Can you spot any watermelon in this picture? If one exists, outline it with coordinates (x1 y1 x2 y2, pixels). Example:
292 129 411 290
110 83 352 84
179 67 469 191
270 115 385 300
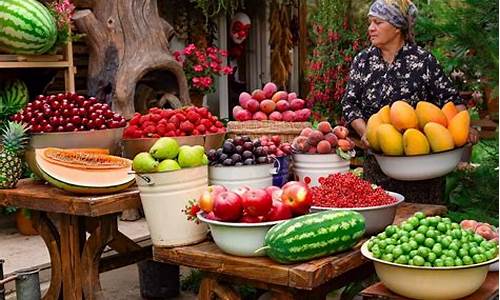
262 210 365 264
0 0 57 55
0 79 28 119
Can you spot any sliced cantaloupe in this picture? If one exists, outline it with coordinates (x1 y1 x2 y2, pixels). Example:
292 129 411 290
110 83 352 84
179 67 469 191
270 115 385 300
35 148 135 195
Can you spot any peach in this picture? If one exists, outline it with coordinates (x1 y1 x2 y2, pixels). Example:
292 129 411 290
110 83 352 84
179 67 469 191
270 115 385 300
263 82 278 98
252 89 266 102
275 100 290 112
271 91 288 103
260 99 276 114
317 121 332 134
337 139 352 151
460 219 479 232
239 92 252 107
246 99 260 113
317 140 332 154
333 125 349 139
282 110 296 122
476 224 497 240
292 136 308 152
307 130 324 146
295 108 311 121
307 145 317 154
269 111 283 121
290 99 305 111
252 111 268 121
324 133 338 147
300 127 313 137
287 92 297 101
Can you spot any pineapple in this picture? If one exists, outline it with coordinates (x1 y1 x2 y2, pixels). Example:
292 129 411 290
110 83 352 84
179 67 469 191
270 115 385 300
0 121 30 188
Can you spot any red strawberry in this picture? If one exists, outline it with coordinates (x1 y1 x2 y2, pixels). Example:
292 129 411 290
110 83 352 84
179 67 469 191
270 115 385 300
151 134 160 138
132 129 143 138
180 120 194 134
187 111 201 124
158 119 168 126
209 125 219 133
166 123 176 132
175 129 182 136
157 124 167 136
201 119 212 128
196 124 206 134
150 113 162 123
139 114 151 124
196 107 209 118
123 125 138 138
144 125 157 134
192 129 200 136
129 115 141 126
149 107 161 114
166 131 176 137
218 128 226 133
210 116 218 123
160 109 175 120
169 116 180 127
175 113 187 122
215 121 224 128
141 121 155 129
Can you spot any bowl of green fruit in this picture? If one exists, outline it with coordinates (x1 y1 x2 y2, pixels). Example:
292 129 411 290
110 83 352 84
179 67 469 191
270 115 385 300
361 212 498 300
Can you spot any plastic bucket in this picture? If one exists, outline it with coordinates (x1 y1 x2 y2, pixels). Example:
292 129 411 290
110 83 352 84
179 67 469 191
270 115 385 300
293 153 350 186
209 163 276 190
272 155 290 187
135 166 208 247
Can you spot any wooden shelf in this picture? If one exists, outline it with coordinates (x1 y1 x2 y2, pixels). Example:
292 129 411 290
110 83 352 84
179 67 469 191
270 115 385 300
0 61 72 68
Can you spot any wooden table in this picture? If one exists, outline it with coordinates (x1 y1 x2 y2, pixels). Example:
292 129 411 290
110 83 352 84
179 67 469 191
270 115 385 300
153 203 447 299
360 272 499 300
0 179 148 300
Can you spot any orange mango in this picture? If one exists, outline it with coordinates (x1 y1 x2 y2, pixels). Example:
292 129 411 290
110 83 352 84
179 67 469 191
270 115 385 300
442 102 459 124
416 101 448 128
390 101 418 131
447 110 470 147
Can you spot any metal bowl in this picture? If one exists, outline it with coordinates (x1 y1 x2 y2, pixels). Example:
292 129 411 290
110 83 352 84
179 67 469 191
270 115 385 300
373 147 465 181
121 132 225 159
197 212 282 257
311 191 404 235
25 128 124 178
361 241 498 299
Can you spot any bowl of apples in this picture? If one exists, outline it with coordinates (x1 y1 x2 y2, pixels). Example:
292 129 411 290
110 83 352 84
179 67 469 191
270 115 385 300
196 182 312 257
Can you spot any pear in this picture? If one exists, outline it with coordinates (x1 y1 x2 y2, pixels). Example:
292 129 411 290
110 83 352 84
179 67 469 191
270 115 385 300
149 137 180 160
133 152 158 173
156 159 181 172
178 146 204 168
201 154 209 166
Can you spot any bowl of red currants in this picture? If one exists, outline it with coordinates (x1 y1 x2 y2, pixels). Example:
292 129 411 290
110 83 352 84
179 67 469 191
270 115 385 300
13 93 127 177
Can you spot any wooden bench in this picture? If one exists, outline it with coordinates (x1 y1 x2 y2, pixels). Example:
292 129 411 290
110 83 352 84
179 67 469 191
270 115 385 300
153 203 447 299
360 272 499 300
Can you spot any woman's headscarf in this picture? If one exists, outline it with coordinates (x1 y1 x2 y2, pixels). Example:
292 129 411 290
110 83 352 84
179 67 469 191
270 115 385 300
368 0 418 44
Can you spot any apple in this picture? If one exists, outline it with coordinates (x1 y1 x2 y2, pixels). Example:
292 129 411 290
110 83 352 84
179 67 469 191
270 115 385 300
239 92 252 107
287 92 297 101
290 99 305 111
265 186 281 198
206 211 222 221
213 191 243 221
246 99 260 113
242 188 273 217
271 91 288 103
253 111 268 121
263 82 278 98
235 109 252 121
252 89 266 102
265 200 293 221
260 99 276 114
333 125 349 139
232 105 244 117
233 185 251 197
269 111 283 121
476 224 497 240
239 214 263 223
275 100 290 112
282 110 296 122
281 181 312 216
210 185 227 197
198 190 215 212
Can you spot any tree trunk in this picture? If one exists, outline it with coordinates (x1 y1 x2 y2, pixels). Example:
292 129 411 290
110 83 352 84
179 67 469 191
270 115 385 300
73 0 189 118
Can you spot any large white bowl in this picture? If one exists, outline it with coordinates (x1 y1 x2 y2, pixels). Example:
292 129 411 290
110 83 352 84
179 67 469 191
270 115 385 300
197 212 282 257
373 147 465 181
311 191 404 235
361 241 498 299
293 153 350 186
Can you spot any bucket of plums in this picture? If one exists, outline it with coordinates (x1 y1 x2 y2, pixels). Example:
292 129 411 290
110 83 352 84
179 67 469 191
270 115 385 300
292 121 355 186
194 182 312 256
361 212 499 299
12 92 127 177
207 136 285 190
121 106 226 159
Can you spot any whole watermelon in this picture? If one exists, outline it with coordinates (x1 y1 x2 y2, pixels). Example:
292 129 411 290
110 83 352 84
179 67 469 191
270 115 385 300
0 0 57 55
0 79 28 119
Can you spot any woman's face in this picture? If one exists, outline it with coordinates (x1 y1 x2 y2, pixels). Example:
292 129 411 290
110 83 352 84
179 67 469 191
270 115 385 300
368 16 402 47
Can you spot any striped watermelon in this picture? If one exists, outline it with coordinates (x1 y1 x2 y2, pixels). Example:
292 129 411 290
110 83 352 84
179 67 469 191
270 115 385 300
0 79 28 119
262 210 365 264
0 0 57 55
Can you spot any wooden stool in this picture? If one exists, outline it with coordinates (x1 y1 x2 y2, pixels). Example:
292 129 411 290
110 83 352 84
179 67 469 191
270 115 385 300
360 271 499 300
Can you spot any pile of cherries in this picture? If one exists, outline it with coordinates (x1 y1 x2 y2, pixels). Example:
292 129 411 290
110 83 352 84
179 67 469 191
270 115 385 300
11 93 127 133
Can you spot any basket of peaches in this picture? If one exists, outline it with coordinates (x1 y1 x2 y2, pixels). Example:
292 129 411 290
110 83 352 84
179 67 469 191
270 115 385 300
190 182 312 257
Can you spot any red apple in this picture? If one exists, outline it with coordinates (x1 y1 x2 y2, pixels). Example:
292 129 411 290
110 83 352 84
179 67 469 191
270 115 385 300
252 89 266 102
265 200 293 221
233 185 251 197
235 109 252 121
263 82 278 98
476 224 497 240
265 186 281 198
239 214 263 223
198 190 215 213
213 191 243 221
246 99 260 113
275 100 290 112
281 181 312 216
232 105 244 117
242 188 273 217
206 211 222 221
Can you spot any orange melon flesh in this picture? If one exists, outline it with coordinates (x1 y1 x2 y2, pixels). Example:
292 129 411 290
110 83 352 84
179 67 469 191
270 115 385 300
35 148 135 194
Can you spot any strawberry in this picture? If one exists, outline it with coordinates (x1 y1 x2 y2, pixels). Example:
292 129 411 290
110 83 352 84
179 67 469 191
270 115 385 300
215 121 224 128
129 114 141 126
160 109 175 120
168 115 180 127
166 130 176 137
209 125 219 133
139 114 151 124
157 124 167 136
175 113 187 122
132 129 143 138
175 129 182 136
180 120 194 134
144 125 156 135
196 124 206 134
166 122 176 132
151 133 160 138
141 121 155 129
196 107 209 118
201 119 212 128
123 125 138 138
192 129 200 136
158 119 168 126
210 116 218 123
187 111 201 124
149 107 161 114
150 113 162 123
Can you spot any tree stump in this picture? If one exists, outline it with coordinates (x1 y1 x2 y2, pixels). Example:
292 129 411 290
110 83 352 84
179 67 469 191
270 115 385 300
73 0 189 118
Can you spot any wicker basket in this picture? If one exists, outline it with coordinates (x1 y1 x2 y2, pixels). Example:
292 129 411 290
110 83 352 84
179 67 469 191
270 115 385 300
226 120 312 143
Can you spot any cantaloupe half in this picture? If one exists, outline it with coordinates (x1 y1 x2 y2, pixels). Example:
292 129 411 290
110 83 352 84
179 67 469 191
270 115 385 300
35 148 135 194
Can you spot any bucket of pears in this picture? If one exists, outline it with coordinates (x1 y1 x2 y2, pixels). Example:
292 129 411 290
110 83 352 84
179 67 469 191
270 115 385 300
367 101 470 181
131 137 209 247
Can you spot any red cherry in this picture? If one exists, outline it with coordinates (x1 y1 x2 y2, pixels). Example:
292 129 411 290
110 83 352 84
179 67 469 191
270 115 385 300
49 116 60 126
118 119 127 128
43 124 53 132
65 123 75 131
104 110 114 119
33 124 43 132
79 125 85 131
94 118 104 127
36 95 45 101
87 120 95 129
71 116 81 125
56 93 65 101
57 125 65 132
79 108 86 116
101 104 110 111
33 100 42 109
89 112 98 120
88 97 97 105
62 109 71 117
82 101 91 109
81 118 89 126
112 113 122 121
72 108 80 116
99 124 107 130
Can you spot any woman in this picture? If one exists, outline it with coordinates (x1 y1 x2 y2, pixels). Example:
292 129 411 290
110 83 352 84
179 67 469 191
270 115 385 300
342 0 479 146
341 0 478 203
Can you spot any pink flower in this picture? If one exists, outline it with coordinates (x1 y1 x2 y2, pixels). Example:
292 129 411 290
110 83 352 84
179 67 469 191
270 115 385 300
219 50 228 57
194 65 204 72
222 66 233 75
184 44 196 55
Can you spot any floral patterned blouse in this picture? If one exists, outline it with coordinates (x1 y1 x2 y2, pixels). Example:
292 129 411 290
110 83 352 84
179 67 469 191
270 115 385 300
341 43 464 124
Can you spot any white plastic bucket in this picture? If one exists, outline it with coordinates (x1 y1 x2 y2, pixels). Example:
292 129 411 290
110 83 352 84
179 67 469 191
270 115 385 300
209 163 276 191
293 153 350 186
135 166 208 247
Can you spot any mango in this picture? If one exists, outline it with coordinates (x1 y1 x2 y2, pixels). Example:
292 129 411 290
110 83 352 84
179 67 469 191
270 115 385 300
378 105 391 123
442 101 459 124
403 128 430 156
376 124 404 156
366 113 383 152
416 101 448 128
423 122 455 153
447 110 470 147
390 101 418 131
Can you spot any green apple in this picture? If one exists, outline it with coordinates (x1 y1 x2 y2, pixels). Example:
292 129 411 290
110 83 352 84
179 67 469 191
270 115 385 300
156 159 181 172
178 146 204 168
149 137 180 160
132 152 158 173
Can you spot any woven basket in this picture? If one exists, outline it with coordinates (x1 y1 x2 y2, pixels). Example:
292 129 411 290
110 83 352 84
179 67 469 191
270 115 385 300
226 120 312 143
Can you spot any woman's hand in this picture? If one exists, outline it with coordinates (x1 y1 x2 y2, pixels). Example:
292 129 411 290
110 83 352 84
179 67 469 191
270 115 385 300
360 133 370 149
468 127 480 145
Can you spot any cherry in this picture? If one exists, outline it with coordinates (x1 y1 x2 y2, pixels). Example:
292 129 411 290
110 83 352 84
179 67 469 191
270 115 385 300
99 124 107 130
43 124 53 132
40 119 48 127
33 100 42 109
49 116 60 126
101 104 109 111
79 108 86 116
104 110 114 119
81 118 89 126
62 109 72 117
118 119 126 127
57 125 65 132
33 124 43 132
56 93 65 101
43 108 53 116
82 100 91 109
65 123 75 131
71 108 80 116
71 115 81 125
89 112 98 120
112 113 122 121
36 95 45 101
87 120 95 129
51 100 60 110
94 117 104 127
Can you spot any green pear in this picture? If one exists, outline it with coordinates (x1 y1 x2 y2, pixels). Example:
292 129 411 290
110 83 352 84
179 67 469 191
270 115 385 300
149 137 180 160
178 146 204 168
193 145 205 156
133 152 158 173
156 159 181 172
201 154 209 165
